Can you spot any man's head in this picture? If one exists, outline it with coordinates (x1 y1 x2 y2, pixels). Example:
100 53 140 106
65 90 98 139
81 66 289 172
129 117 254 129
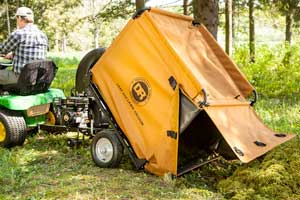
15 7 34 28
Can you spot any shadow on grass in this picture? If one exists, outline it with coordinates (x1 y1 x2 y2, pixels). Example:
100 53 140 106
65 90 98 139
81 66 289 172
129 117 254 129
0 133 226 200
1 132 299 200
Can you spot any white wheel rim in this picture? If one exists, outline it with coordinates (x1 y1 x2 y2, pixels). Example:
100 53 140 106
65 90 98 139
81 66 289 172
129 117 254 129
95 138 113 163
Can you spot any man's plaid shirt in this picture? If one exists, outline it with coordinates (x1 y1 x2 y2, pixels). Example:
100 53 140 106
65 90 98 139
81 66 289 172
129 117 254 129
0 24 48 74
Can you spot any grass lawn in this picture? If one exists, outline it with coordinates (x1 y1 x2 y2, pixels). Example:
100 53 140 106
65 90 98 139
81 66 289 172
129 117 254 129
0 132 226 200
0 48 299 199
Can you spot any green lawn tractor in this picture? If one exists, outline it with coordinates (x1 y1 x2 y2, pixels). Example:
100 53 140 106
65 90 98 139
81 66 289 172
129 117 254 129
0 55 109 150
0 57 65 147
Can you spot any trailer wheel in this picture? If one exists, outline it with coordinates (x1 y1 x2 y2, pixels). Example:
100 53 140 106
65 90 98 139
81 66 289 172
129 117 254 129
0 109 27 148
91 130 123 168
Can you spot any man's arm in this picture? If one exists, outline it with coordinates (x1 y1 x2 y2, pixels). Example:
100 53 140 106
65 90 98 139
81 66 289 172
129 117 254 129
0 32 20 55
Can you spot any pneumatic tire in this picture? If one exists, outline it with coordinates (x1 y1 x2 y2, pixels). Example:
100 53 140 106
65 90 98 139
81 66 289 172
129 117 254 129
91 130 123 168
0 109 27 148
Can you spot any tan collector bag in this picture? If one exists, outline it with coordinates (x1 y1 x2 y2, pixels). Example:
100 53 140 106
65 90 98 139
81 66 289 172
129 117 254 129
91 8 295 176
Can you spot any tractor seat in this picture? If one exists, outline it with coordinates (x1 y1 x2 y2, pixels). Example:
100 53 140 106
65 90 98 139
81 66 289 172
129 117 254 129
0 60 57 96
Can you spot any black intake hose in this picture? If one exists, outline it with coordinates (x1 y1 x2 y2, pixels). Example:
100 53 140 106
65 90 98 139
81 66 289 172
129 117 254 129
75 48 106 93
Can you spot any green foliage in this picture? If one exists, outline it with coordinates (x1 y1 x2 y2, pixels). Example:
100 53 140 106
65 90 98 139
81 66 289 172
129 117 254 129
234 43 300 99
41 0 82 50
0 0 132 51
49 54 80 69
273 0 300 17
48 53 80 95
93 0 133 21
0 0 81 44
97 18 129 48
80 0 133 49
255 98 300 134
51 68 76 96
216 42 300 200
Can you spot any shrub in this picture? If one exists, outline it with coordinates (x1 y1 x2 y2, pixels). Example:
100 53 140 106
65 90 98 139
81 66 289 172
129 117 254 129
234 43 300 100
48 53 80 95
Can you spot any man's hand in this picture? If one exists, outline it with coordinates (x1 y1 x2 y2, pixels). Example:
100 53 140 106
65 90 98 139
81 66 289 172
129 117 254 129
4 53 13 60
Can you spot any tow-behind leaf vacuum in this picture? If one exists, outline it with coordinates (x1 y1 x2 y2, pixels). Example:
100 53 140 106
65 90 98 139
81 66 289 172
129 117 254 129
1 8 294 177
87 8 294 176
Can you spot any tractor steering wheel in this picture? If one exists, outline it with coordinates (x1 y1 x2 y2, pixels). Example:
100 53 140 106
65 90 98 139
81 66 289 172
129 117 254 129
0 57 13 70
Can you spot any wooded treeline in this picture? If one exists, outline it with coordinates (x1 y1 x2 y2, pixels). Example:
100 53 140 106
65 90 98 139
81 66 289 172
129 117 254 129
0 0 134 51
1 0 299 60
191 0 300 60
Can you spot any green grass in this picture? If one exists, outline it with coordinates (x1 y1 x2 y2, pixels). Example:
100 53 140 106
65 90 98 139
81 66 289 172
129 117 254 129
216 97 300 200
1 96 298 199
0 133 225 200
48 54 79 96
255 98 300 134
51 68 76 96
216 43 300 199
1 44 300 199
234 44 300 99
218 137 300 200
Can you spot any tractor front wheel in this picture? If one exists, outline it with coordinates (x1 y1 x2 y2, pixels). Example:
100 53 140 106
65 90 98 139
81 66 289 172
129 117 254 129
91 130 123 168
0 109 27 148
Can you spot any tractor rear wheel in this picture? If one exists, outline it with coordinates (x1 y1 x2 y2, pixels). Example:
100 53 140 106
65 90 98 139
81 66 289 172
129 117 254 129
0 109 27 148
91 130 123 168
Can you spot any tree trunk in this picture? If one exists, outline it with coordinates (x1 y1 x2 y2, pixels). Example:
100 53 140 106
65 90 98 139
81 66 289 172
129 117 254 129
283 10 293 64
225 0 233 56
136 0 145 11
91 0 99 48
193 0 219 39
285 12 292 44
55 32 59 52
183 0 188 15
232 0 235 40
5 0 10 34
62 34 67 53
94 27 99 48
249 0 255 62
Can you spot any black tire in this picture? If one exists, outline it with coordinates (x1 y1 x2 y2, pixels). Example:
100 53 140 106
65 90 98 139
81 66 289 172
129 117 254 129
0 109 27 148
91 130 123 168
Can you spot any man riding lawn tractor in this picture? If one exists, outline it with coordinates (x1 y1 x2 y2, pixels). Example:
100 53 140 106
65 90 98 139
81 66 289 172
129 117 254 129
0 7 65 147
0 7 48 85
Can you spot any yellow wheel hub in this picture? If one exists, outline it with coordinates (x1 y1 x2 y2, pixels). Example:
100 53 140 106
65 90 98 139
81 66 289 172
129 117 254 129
46 111 56 125
0 121 6 142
